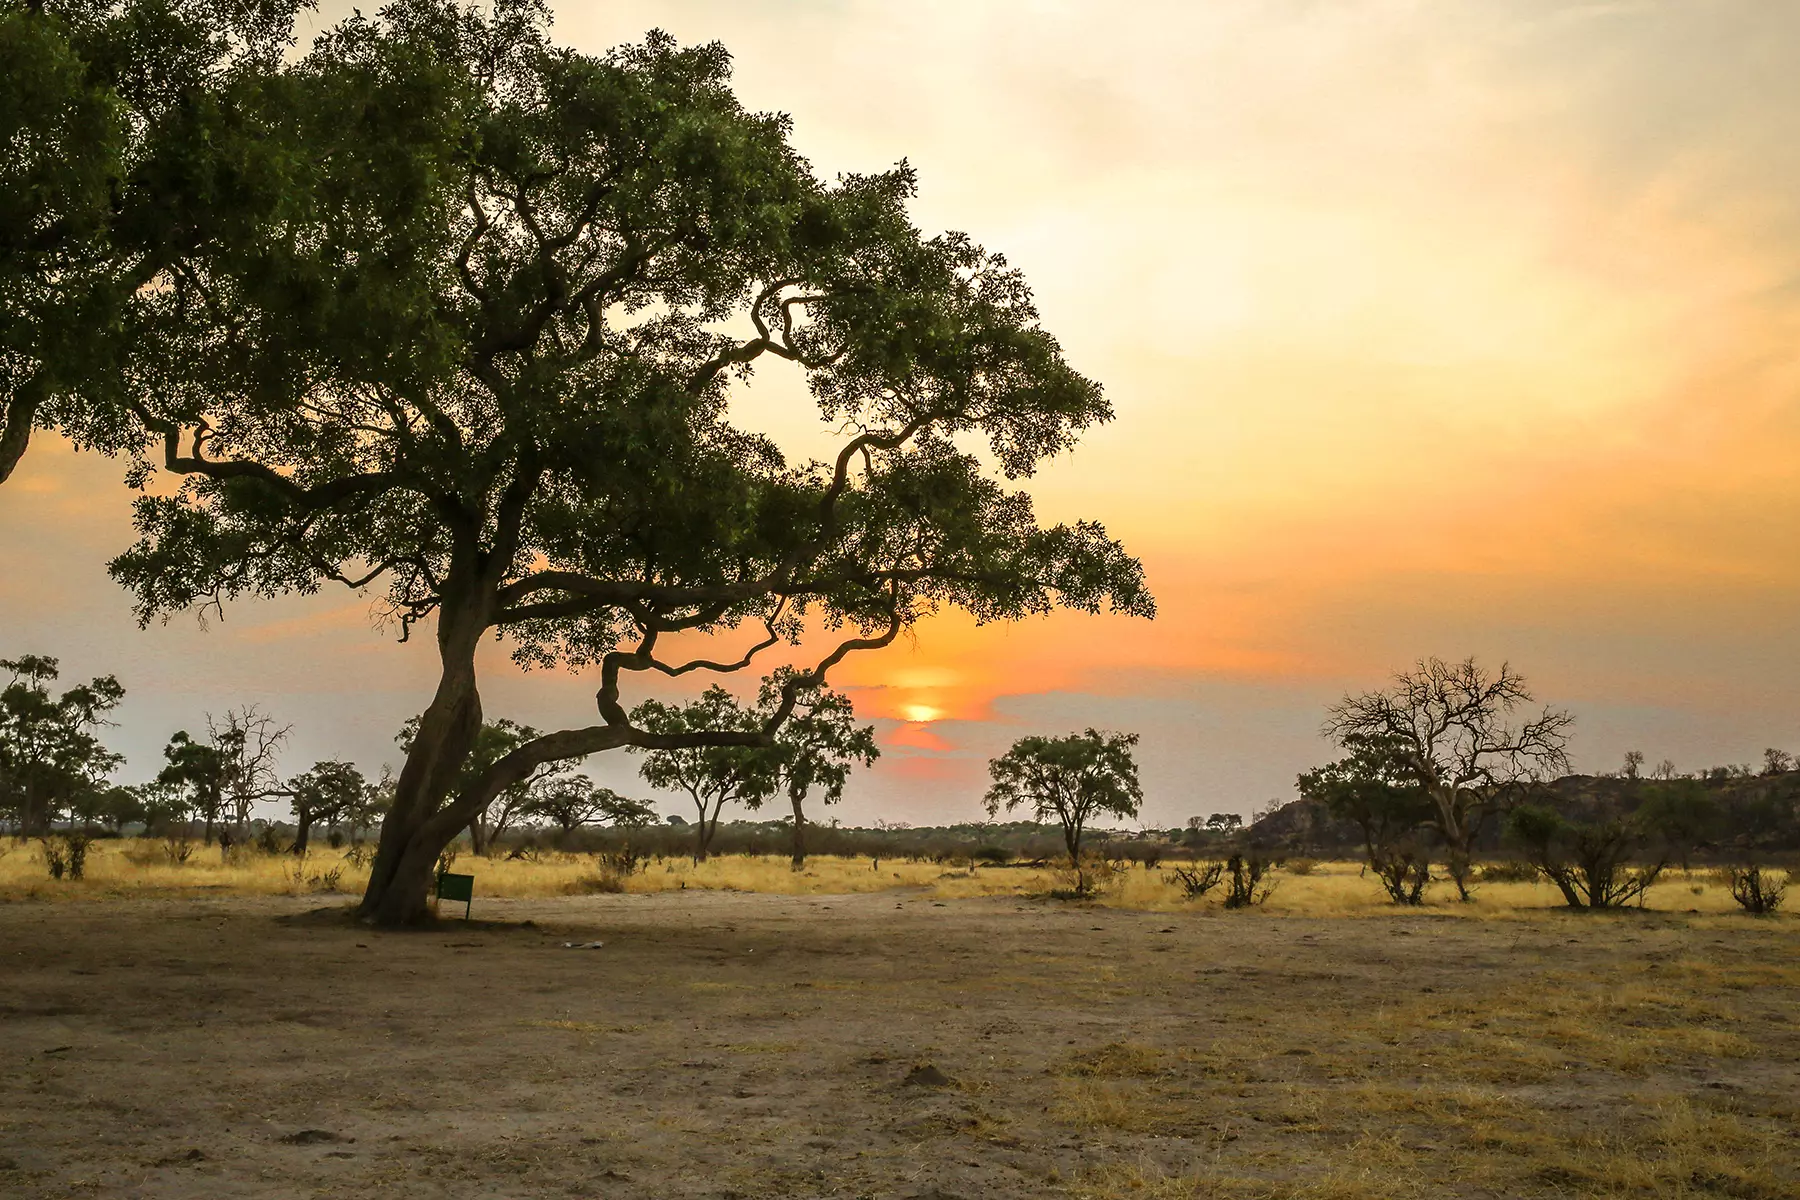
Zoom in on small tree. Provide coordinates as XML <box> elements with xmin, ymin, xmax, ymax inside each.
<box><xmin>1508</xmin><ymin>804</ymin><xmax>1666</xmax><ymax>909</ymax></box>
<box><xmin>1620</xmin><ymin>750</ymin><xmax>1645</xmax><ymax>779</ymax></box>
<box><xmin>287</xmin><ymin>760</ymin><xmax>369</xmax><ymax>855</ymax></box>
<box><xmin>632</xmin><ymin>687</ymin><xmax>777</xmax><ymax>862</ymax></box>
<box><xmin>1325</xmin><ymin>657</ymin><xmax>1572</xmax><ymax>901</ymax></box>
<box><xmin>0</xmin><ymin>655</ymin><xmax>125</xmax><ymax>845</ymax></box>
<box><xmin>1297</xmin><ymin>733</ymin><xmax>1434</xmax><ymax>905</ymax></box>
<box><xmin>985</xmin><ymin>729</ymin><xmax>1142</xmax><ymax>894</ymax></box>
<box><xmin>156</xmin><ymin>708</ymin><xmax>291</xmax><ymax>849</ymax></box>
<box><xmin>759</xmin><ymin>670</ymin><xmax>878</xmax><ymax>867</ymax></box>
<box><xmin>1205</xmin><ymin>812</ymin><xmax>1242</xmax><ymax>834</ymax></box>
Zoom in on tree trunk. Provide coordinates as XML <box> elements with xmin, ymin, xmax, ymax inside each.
<box><xmin>789</xmin><ymin>791</ymin><xmax>807</xmax><ymax>868</ymax></box>
<box><xmin>291</xmin><ymin>813</ymin><xmax>312</xmax><ymax>856</ymax></box>
<box><xmin>358</xmin><ymin>602</ymin><xmax>487</xmax><ymax>926</ymax></box>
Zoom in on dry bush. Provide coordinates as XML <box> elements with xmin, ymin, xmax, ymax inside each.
<box><xmin>1725</xmin><ymin>866</ymin><xmax>1786</xmax><ymax>914</ymax></box>
<box><xmin>1370</xmin><ymin>846</ymin><xmax>1431</xmax><ymax>905</ymax></box>
<box><xmin>1477</xmin><ymin>860</ymin><xmax>1540</xmax><ymax>883</ymax></box>
<box><xmin>1166</xmin><ymin>860</ymin><xmax>1223</xmax><ymax>899</ymax></box>
<box><xmin>1284</xmin><ymin>856</ymin><xmax>1319</xmax><ymax>875</ymax></box>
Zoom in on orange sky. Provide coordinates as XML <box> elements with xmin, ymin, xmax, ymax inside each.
<box><xmin>3</xmin><ymin>1</ymin><xmax>1798</xmax><ymax>824</ymax></box>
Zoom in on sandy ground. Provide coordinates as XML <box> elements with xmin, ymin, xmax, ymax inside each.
<box><xmin>2</xmin><ymin>890</ymin><xmax>1796</xmax><ymax>1199</ymax></box>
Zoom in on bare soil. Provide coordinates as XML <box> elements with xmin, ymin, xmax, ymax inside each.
<box><xmin>1</xmin><ymin>891</ymin><xmax>1796</xmax><ymax>1199</ymax></box>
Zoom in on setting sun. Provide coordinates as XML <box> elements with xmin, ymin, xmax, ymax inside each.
<box><xmin>901</xmin><ymin>704</ymin><xmax>944</xmax><ymax>724</ymax></box>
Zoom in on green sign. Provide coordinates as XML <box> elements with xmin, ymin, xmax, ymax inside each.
<box><xmin>435</xmin><ymin>871</ymin><xmax>475</xmax><ymax>918</ymax></box>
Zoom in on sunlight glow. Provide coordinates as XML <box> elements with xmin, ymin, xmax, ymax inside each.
<box><xmin>902</xmin><ymin>704</ymin><xmax>944</xmax><ymax>724</ymax></box>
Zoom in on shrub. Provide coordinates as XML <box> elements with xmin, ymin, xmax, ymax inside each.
<box><xmin>1284</xmin><ymin>856</ymin><xmax>1318</xmax><ymax>876</ymax></box>
<box><xmin>41</xmin><ymin>832</ymin><xmax>94</xmax><ymax>881</ymax></box>
<box><xmin>1508</xmin><ymin>805</ymin><xmax>1665</xmax><ymax>909</ymax></box>
<box><xmin>971</xmin><ymin>844</ymin><xmax>1014</xmax><ymax>865</ymax></box>
<box><xmin>1167</xmin><ymin>861</ymin><xmax>1223</xmax><ymax>900</ymax></box>
<box><xmin>594</xmin><ymin>844</ymin><xmax>644</xmax><ymax>878</ymax></box>
<box><xmin>1369</xmin><ymin>847</ymin><xmax>1430</xmax><ymax>905</ymax></box>
<box><xmin>1726</xmin><ymin>866</ymin><xmax>1786</xmax><ymax>914</ymax></box>
<box><xmin>1477</xmin><ymin>860</ymin><xmax>1540</xmax><ymax>883</ymax></box>
<box><xmin>1222</xmin><ymin>853</ymin><xmax>1275</xmax><ymax>909</ymax></box>
<box><xmin>570</xmin><ymin>872</ymin><xmax>626</xmax><ymax>894</ymax></box>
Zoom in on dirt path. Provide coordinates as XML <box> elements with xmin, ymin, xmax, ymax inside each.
<box><xmin>2</xmin><ymin>892</ymin><xmax>1796</xmax><ymax>1198</ymax></box>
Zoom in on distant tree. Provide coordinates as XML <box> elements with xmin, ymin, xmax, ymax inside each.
<box><xmin>156</xmin><ymin>707</ymin><xmax>291</xmax><ymax>848</ymax></box>
<box><xmin>633</xmin><ymin>687</ymin><xmax>778</xmax><ymax>862</ymax></box>
<box><xmin>1324</xmin><ymin>657</ymin><xmax>1572</xmax><ymax>901</ymax></box>
<box><xmin>155</xmin><ymin>731</ymin><xmax>228</xmax><ymax>845</ymax></box>
<box><xmin>1205</xmin><ymin>812</ymin><xmax>1242</xmax><ymax>834</ymax></box>
<box><xmin>1761</xmin><ymin>748</ymin><xmax>1792</xmax><ymax>777</ymax></box>
<box><xmin>985</xmin><ymin>729</ymin><xmax>1142</xmax><ymax>893</ymax></box>
<box><xmin>525</xmin><ymin>779</ymin><xmax>653</xmax><ymax>844</ymax></box>
<box><xmin>211</xmin><ymin>707</ymin><xmax>291</xmax><ymax>840</ymax></box>
<box><xmin>1652</xmin><ymin>759</ymin><xmax>1679</xmax><ymax>781</ymax></box>
<box><xmin>593</xmin><ymin>789</ymin><xmax>658</xmax><ymax>829</ymax></box>
<box><xmin>1508</xmin><ymin>804</ymin><xmax>1666</xmax><ymax>909</ymax></box>
<box><xmin>287</xmin><ymin>760</ymin><xmax>369</xmax><ymax>855</ymax></box>
<box><xmin>1620</xmin><ymin>750</ymin><xmax>1645</xmax><ymax>780</ymax></box>
<box><xmin>1635</xmin><ymin>780</ymin><xmax>1721</xmax><ymax>871</ymax></box>
<box><xmin>759</xmin><ymin>670</ymin><xmax>879</xmax><ymax>867</ymax></box>
<box><xmin>96</xmin><ymin>2</ymin><xmax>1149</xmax><ymax>925</ymax></box>
<box><xmin>82</xmin><ymin>783</ymin><xmax>146</xmax><ymax>833</ymax></box>
<box><xmin>1297</xmin><ymin>733</ymin><xmax>1434</xmax><ymax>905</ymax></box>
<box><xmin>0</xmin><ymin>654</ymin><xmax>125</xmax><ymax>838</ymax></box>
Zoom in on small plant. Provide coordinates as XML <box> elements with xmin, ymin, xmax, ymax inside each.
<box><xmin>343</xmin><ymin>842</ymin><xmax>373</xmax><ymax>867</ymax></box>
<box><xmin>1284</xmin><ymin>856</ymin><xmax>1318</xmax><ymax>876</ymax></box>
<box><xmin>594</xmin><ymin>844</ymin><xmax>643</xmax><ymax>878</ymax></box>
<box><xmin>1726</xmin><ymin>866</ymin><xmax>1786</xmax><ymax>914</ymax></box>
<box><xmin>254</xmin><ymin>825</ymin><xmax>286</xmax><ymax>855</ymax></box>
<box><xmin>1167</xmin><ymin>861</ymin><xmax>1223</xmax><ymax>899</ymax></box>
<box><xmin>41</xmin><ymin>831</ymin><xmax>95</xmax><ymax>881</ymax></box>
<box><xmin>1476</xmin><ymin>860</ymin><xmax>1540</xmax><ymax>883</ymax></box>
<box><xmin>1222</xmin><ymin>853</ymin><xmax>1275</xmax><ymax>909</ymax></box>
<box><xmin>571</xmin><ymin>872</ymin><xmax>627</xmax><ymax>894</ymax></box>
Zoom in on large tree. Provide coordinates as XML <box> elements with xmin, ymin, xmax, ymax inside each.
<box><xmin>1</xmin><ymin>0</ymin><xmax>309</xmax><ymax>483</ymax></box>
<box><xmin>101</xmin><ymin>1</ymin><xmax>1151</xmax><ymax>924</ymax></box>
<box><xmin>759</xmin><ymin>669</ymin><xmax>879</xmax><ymax>867</ymax></box>
<box><xmin>1323</xmin><ymin>657</ymin><xmax>1572</xmax><ymax>900</ymax></box>
<box><xmin>0</xmin><ymin>654</ymin><xmax>125</xmax><ymax>835</ymax></box>
<box><xmin>985</xmin><ymin>729</ymin><xmax>1142</xmax><ymax>893</ymax></box>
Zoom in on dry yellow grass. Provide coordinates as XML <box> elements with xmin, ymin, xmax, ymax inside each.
<box><xmin>0</xmin><ymin>838</ymin><xmax>1783</xmax><ymax>922</ymax></box>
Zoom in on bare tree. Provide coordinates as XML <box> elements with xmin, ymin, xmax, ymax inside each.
<box><xmin>211</xmin><ymin>707</ymin><xmax>291</xmax><ymax>843</ymax></box>
<box><xmin>1324</xmin><ymin>657</ymin><xmax>1572</xmax><ymax>900</ymax></box>
<box><xmin>1620</xmin><ymin>750</ymin><xmax>1644</xmax><ymax>779</ymax></box>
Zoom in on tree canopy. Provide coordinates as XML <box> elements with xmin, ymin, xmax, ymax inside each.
<box><xmin>1</xmin><ymin>0</ymin><xmax>311</xmax><ymax>483</ymax></box>
<box><xmin>51</xmin><ymin>0</ymin><xmax>1147</xmax><ymax>922</ymax></box>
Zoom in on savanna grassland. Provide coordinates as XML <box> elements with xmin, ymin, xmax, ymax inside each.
<box><xmin>2</xmin><ymin>849</ymin><xmax>1796</xmax><ymax>1199</ymax></box>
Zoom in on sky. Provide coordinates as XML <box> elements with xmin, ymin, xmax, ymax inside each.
<box><xmin>4</xmin><ymin>0</ymin><xmax>1799</xmax><ymax>827</ymax></box>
